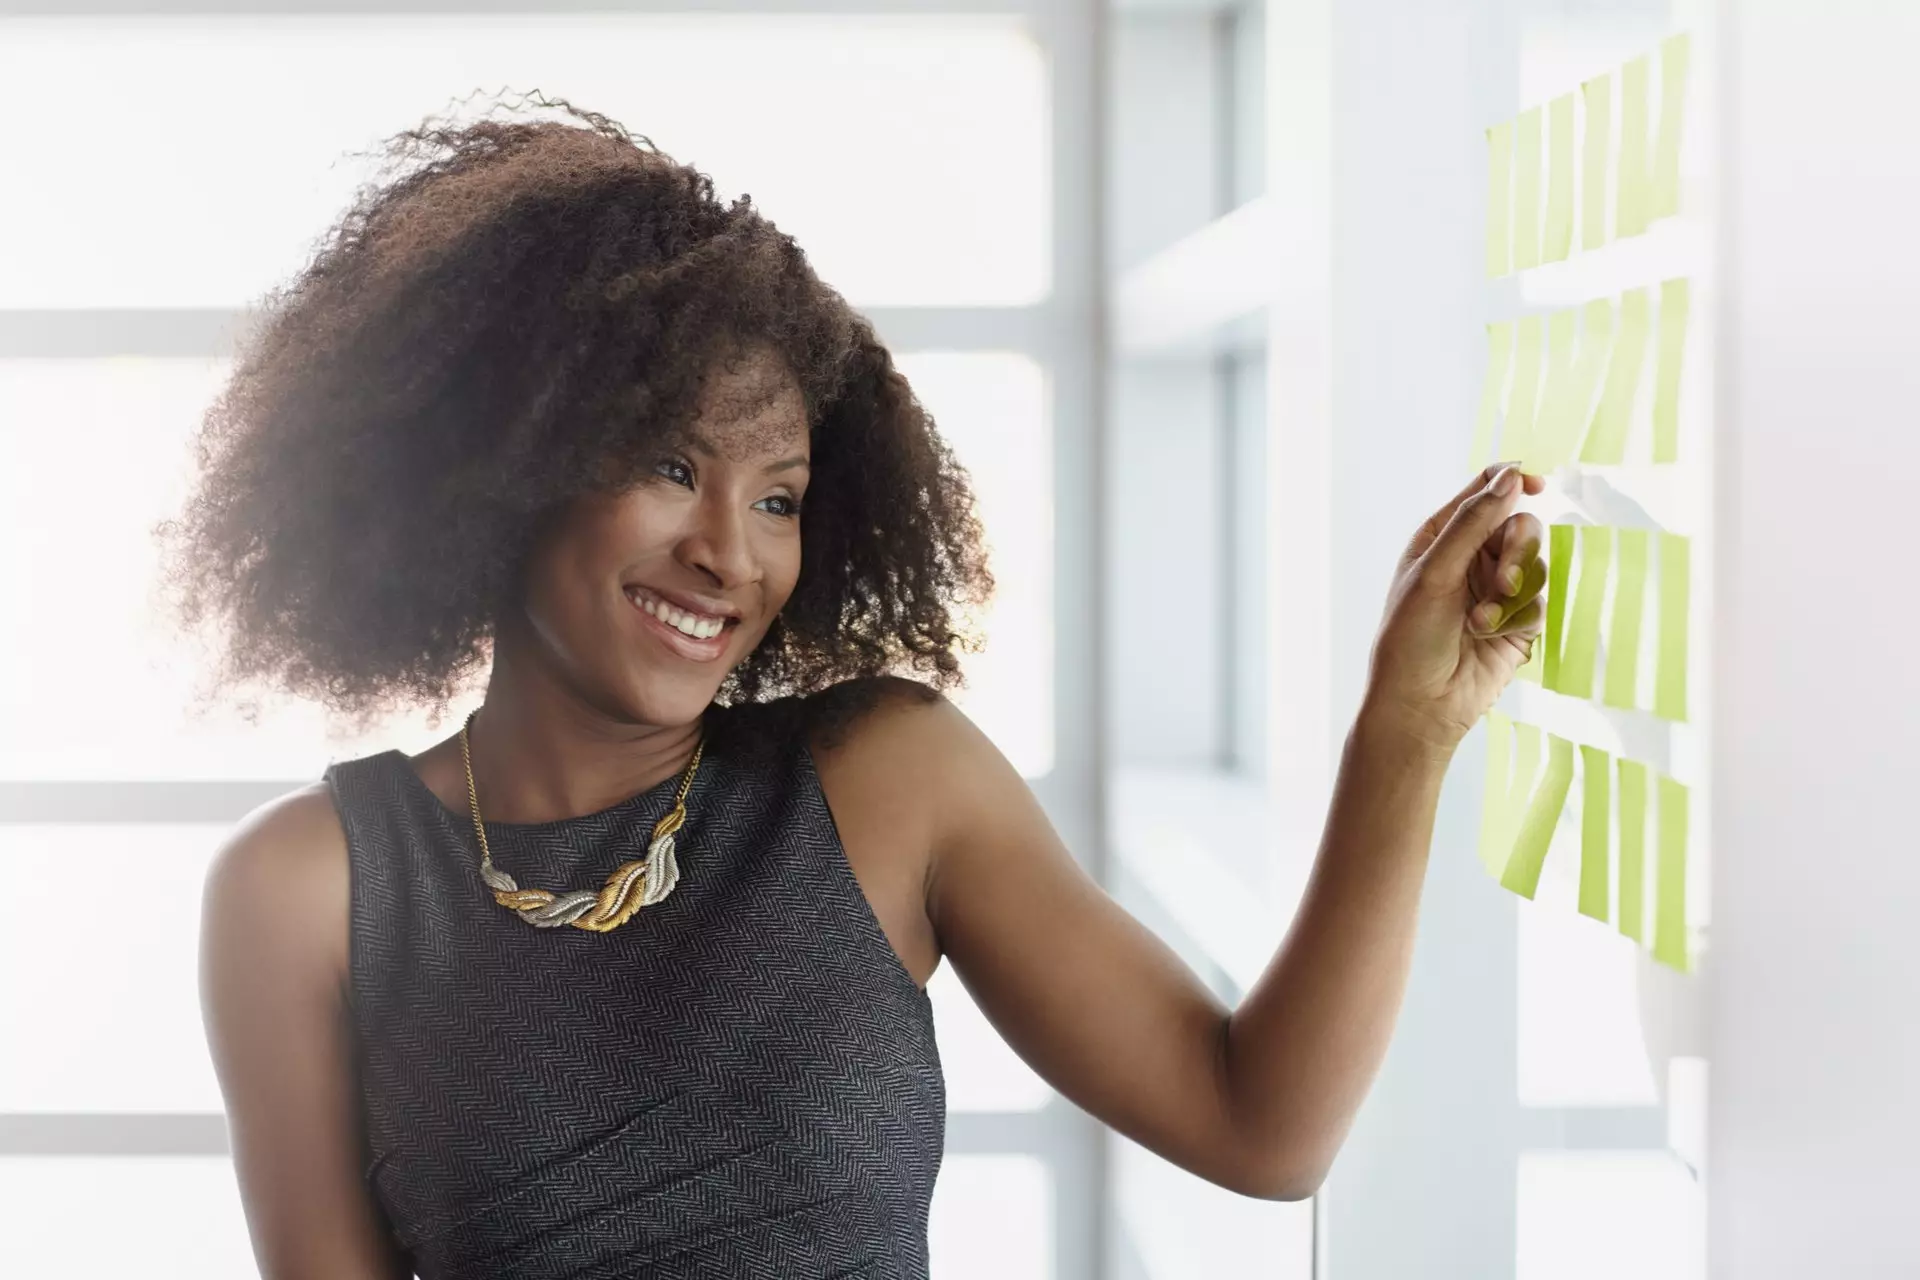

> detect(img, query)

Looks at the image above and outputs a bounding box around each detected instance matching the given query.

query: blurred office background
[2,1,1915,1278]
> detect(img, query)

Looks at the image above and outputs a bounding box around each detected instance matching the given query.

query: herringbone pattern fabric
[325,699,945,1279]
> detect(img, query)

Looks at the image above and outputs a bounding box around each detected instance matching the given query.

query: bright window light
[0,826,226,1113]
[1517,1150,1704,1280]
[0,15,1048,310]
[896,352,1054,778]
[930,1155,1053,1280]
[0,1157,257,1278]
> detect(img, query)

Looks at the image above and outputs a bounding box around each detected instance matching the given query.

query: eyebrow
[685,432,810,475]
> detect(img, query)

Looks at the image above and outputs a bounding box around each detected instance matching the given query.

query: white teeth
[632,589,725,641]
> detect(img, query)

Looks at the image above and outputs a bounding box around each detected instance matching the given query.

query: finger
[1489,512,1546,598]
[1408,462,1522,562]
[1493,595,1545,638]
[1467,554,1547,634]
[1485,597,1547,661]
[1422,464,1527,589]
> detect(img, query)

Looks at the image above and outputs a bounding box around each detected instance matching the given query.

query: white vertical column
[1265,0,1336,851]
[1711,3,1920,1276]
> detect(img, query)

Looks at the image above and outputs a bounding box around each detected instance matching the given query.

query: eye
[755,493,802,519]
[653,457,694,488]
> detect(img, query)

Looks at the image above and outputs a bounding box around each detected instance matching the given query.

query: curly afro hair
[164,95,991,722]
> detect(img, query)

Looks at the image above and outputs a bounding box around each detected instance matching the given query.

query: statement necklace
[459,710,704,931]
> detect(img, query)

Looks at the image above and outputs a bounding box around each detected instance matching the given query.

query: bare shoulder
[202,782,352,984]
[803,676,999,807]
[798,677,1000,985]
[801,674,988,760]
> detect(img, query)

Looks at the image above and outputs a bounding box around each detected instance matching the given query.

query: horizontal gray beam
[0,305,1057,361]
[1517,1105,1670,1151]
[0,1112,229,1157]
[0,1108,1069,1157]
[0,780,302,824]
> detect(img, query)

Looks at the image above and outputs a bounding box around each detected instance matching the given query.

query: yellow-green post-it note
[1617,54,1652,238]
[1564,299,1615,466]
[1529,309,1579,471]
[1514,106,1544,270]
[1582,287,1650,465]
[1579,744,1611,921]
[1560,525,1614,700]
[1543,524,1575,691]
[1650,33,1693,221]
[1654,775,1690,971]
[1652,278,1692,464]
[1468,321,1515,472]
[1617,759,1649,943]
[1581,74,1613,250]
[1484,719,1545,874]
[1501,734,1574,900]
[1544,93,1576,263]
[1504,314,1545,465]
[1517,633,1545,683]
[1604,528,1651,710]
[1486,120,1514,278]
[1655,532,1692,721]
[1479,712,1515,874]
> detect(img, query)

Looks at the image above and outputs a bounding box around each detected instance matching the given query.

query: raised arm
[200,788,413,1279]
[916,464,1547,1198]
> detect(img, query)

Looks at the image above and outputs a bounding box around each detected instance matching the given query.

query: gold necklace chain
[459,709,704,932]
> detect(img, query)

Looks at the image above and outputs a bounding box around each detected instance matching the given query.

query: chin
[613,672,729,730]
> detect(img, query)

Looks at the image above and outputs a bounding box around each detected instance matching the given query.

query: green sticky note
[1512,720,1542,820]
[1564,298,1615,464]
[1479,713,1515,875]
[1469,321,1515,472]
[1650,33,1692,221]
[1604,528,1650,710]
[1514,106,1543,270]
[1487,120,1514,278]
[1501,734,1574,900]
[1543,525,1575,691]
[1504,314,1545,465]
[1655,532,1691,721]
[1579,744,1612,921]
[1517,632,1545,683]
[1617,759,1649,943]
[1544,93,1576,263]
[1485,719,1545,872]
[1654,775,1690,971]
[1581,287,1650,465]
[1560,526,1613,699]
[1617,55,1652,238]
[1581,74,1613,250]
[1529,309,1578,471]
[1652,278,1692,463]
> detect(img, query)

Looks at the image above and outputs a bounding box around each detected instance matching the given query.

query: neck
[462,644,706,826]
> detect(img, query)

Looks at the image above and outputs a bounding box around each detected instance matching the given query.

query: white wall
[1711,3,1920,1275]
[1309,0,1526,1273]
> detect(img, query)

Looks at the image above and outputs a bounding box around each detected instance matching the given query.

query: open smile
[622,585,741,662]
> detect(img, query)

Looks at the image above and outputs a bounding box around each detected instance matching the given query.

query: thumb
[1421,464,1523,587]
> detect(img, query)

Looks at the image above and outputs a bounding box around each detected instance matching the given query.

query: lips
[622,584,738,662]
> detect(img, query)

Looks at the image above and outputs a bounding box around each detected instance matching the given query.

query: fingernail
[1501,565,1522,594]
[1493,466,1521,497]
[1472,601,1503,632]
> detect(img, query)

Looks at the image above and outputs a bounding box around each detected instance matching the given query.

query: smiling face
[509,347,811,729]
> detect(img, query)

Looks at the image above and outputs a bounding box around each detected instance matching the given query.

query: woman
[178,101,1546,1280]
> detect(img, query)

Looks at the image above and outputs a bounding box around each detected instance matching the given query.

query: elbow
[1226,1160,1328,1203]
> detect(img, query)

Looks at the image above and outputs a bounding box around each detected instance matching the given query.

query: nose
[677,490,758,590]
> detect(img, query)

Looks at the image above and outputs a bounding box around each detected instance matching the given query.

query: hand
[1362,462,1549,756]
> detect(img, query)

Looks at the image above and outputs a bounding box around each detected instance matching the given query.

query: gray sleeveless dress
[324,698,946,1279]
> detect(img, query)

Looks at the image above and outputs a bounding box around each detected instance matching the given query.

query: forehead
[686,345,809,461]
